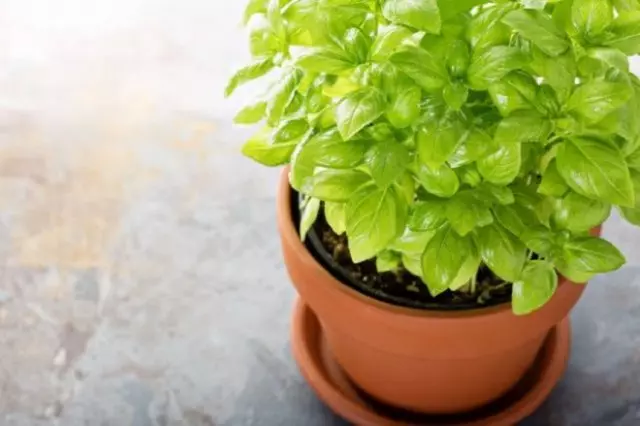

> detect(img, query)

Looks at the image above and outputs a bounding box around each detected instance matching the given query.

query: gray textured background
[0,1,638,425]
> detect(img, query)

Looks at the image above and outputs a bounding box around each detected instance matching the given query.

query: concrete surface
[0,1,638,425]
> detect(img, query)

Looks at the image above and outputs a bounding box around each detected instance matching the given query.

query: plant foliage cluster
[227,0,640,314]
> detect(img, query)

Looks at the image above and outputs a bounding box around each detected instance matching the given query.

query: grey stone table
[0,1,638,425]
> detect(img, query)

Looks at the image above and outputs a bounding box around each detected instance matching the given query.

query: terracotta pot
[277,169,589,415]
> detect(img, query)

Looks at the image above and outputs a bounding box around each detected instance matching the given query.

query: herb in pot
[227,0,640,315]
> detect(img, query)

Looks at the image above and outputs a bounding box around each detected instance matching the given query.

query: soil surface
[307,212,513,311]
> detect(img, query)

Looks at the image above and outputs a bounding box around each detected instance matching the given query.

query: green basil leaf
[335,87,387,140]
[390,46,448,92]
[620,170,640,225]
[458,165,483,187]
[488,81,532,116]
[553,191,612,232]
[417,117,466,168]
[597,83,640,141]
[521,0,548,9]
[479,183,515,205]
[418,91,448,121]
[567,81,632,123]
[390,228,436,255]
[572,0,614,37]
[289,134,316,190]
[478,143,522,186]
[300,197,321,240]
[365,142,411,188]
[296,48,355,74]
[449,254,483,291]
[323,75,362,98]
[267,69,304,125]
[539,159,569,197]
[383,0,442,33]
[505,71,539,103]
[523,145,545,178]
[302,169,372,202]
[318,108,337,129]
[395,172,417,206]
[503,9,570,56]
[225,58,274,97]
[559,236,626,279]
[446,40,471,78]
[605,12,640,55]
[467,4,514,51]
[439,14,470,38]
[556,137,635,207]
[512,184,557,226]
[556,258,596,283]
[376,250,402,273]
[346,186,408,262]
[493,203,539,238]
[552,0,574,29]
[267,0,286,39]
[386,84,422,129]
[402,254,423,277]
[306,83,331,115]
[417,34,450,58]
[234,101,267,124]
[324,201,347,235]
[370,25,414,62]
[494,114,552,146]
[365,122,395,142]
[530,48,577,103]
[417,164,461,198]
[409,197,449,231]
[249,14,280,56]
[449,129,495,168]
[512,261,558,315]
[628,145,640,170]
[628,137,640,159]
[285,0,369,45]
[477,223,527,282]
[535,84,561,116]
[584,48,630,73]
[537,193,557,226]
[467,46,526,91]
[438,0,490,19]
[242,127,299,166]
[340,28,372,64]
[273,119,309,142]
[446,191,494,236]
[422,226,479,296]
[299,129,369,169]
[443,82,469,111]
[521,225,556,255]
[613,0,640,12]
[514,182,545,211]
[284,92,305,116]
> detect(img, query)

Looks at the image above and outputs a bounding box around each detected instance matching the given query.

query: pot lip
[278,167,587,322]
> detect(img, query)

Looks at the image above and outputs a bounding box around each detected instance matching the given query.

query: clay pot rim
[278,167,583,323]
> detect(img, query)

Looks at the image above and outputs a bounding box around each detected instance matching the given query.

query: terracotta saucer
[291,297,571,426]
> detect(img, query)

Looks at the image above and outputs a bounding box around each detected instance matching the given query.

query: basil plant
[226,0,640,315]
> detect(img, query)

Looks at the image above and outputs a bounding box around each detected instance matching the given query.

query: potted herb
[227,0,640,422]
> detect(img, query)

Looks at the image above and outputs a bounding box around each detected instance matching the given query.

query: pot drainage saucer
[291,297,571,426]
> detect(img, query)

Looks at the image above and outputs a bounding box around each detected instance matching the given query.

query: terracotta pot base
[291,298,571,426]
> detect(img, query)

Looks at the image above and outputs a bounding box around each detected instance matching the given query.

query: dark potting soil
[298,195,512,311]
